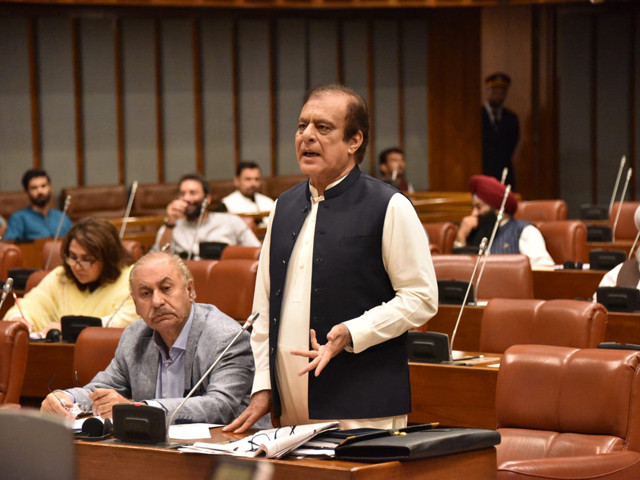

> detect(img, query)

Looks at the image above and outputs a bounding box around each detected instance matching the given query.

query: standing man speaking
[225,85,437,432]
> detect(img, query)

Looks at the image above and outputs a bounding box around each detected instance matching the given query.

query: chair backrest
[262,174,308,199]
[0,410,75,480]
[479,298,607,354]
[61,184,127,221]
[537,220,588,264]
[185,259,219,298]
[422,222,457,254]
[610,201,640,241]
[220,245,261,261]
[73,326,125,385]
[0,242,23,280]
[131,182,180,217]
[496,345,640,460]
[0,190,31,221]
[514,199,568,223]
[0,321,30,404]
[432,254,534,300]
[195,259,258,322]
[25,269,50,292]
[209,178,237,210]
[41,239,63,269]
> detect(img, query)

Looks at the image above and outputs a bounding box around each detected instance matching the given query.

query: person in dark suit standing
[482,72,519,190]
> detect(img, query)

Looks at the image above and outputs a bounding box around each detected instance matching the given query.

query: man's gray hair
[129,251,195,294]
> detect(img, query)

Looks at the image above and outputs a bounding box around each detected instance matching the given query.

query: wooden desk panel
[22,342,74,398]
[76,429,497,480]
[605,312,640,345]
[532,269,605,300]
[409,362,498,429]
[418,304,483,352]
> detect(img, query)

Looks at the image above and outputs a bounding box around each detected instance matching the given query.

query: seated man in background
[220,161,275,222]
[40,252,255,424]
[0,215,6,238]
[454,174,554,268]
[4,169,72,241]
[378,147,414,193]
[154,173,261,259]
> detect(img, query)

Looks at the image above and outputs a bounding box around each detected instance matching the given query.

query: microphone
[500,167,508,184]
[0,277,13,312]
[187,197,209,261]
[165,311,259,436]
[104,293,131,328]
[119,181,138,239]
[448,238,488,361]
[391,168,398,182]
[612,168,632,243]
[45,194,72,270]
[473,184,511,300]
[608,156,626,216]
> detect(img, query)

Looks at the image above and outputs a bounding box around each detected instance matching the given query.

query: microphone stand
[165,312,259,437]
[0,277,14,312]
[500,167,508,184]
[105,293,131,328]
[45,194,71,270]
[473,185,511,303]
[608,156,626,216]
[612,168,632,243]
[187,198,209,261]
[120,181,138,240]
[448,238,488,361]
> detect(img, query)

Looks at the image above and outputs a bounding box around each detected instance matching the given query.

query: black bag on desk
[334,425,501,462]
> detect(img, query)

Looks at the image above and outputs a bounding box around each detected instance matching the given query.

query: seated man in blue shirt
[40,252,255,424]
[4,169,72,241]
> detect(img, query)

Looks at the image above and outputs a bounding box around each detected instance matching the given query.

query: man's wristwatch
[163,217,176,229]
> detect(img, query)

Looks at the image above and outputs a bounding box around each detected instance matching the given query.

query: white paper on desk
[189,421,339,459]
[169,423,219,440]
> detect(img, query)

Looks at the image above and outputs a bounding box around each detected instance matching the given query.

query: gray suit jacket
[68,303,253,424]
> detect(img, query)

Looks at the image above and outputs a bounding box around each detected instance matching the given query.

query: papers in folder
[180,421,338,459]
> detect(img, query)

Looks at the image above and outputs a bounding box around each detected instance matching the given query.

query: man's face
[487,86,508,109]
[131,255,194,340]
[471,196,493,218]
[27,176,51,208]
[380,152,406,178]
[295,92,362,187]
[179,179,208,220]
[235,168,262,198]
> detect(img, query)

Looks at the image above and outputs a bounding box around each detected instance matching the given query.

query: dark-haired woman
[3,217,137,334]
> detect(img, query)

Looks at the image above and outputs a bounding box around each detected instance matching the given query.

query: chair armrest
[499,451,640,480]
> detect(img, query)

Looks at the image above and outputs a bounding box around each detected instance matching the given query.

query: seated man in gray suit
[40,251,254,424]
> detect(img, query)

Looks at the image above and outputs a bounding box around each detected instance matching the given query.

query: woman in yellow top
[3,217,138,335]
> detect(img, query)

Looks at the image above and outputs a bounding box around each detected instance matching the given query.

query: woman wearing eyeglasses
[3,217,138,336]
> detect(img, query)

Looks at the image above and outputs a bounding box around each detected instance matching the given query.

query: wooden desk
[22,342,74,399]
[76,428,497,480]
[532,269,605,300]
[409,360,498,429]
[605,312,640,345]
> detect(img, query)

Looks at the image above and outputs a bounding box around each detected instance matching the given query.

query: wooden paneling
[427,8,482,191]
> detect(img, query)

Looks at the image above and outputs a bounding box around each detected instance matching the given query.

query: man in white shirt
[221,162,275,221]
[224,84,438,433]
[154,174,261,259]
[454,174,554,268]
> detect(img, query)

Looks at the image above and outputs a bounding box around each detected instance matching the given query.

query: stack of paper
[180,421,339,459]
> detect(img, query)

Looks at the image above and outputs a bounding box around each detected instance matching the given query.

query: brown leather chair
[422,222,457,254]
[0,242,23,280]
[61,184,127,221]
[25,269,50,293]
[202,259,259,322]
[73,326,124,385]
[0,321,30,404]
[209,178,237,210]
[0,190,31,221]
[220,245,261,261]
[432,254,534,300]
[185,260,219,298]
[496,344,640,479]
[537,220,588,264]
[513,199,568,223]
[262,174,308,199]
[479,298,607,354]
[610,201,640,241]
